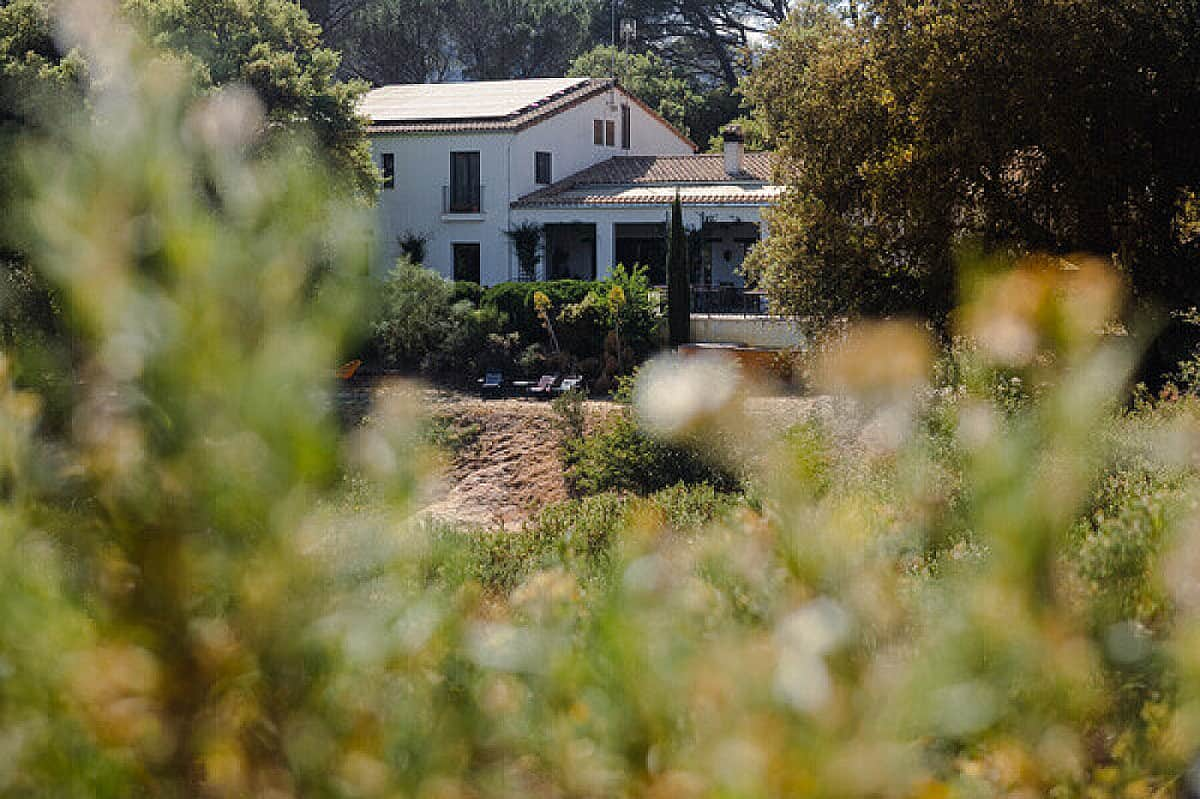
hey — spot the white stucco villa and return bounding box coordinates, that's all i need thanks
[359,77,781,304]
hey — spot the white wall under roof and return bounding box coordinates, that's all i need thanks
[372,130,512,282]
[507,86,694,202]
[370,83,695,285]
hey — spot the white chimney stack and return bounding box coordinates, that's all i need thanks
[722,124,745,176]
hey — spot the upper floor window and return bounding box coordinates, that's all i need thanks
[621,105,630,150]
[381,152,395,189]
[605,120,616,147]
[449,151,481,213]
[593,120,604,146]
[535,151,552,185]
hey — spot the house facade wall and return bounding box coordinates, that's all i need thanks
[371,130,512,282]
[506,88,694,203]
[369,86,694,285]
[510,205,767,282]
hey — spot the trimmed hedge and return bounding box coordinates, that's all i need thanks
[482,280,597,343]
[370,263,661,387]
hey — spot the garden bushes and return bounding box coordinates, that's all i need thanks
[482,279,596,343]
[371,261,661,387]
[553,386,744,496]
[371,258,516,379]
[427,483,740,593]
[561,412,743,495]
[480,270,659,371]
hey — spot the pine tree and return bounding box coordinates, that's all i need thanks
[666,191,691,346]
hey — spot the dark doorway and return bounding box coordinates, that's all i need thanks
[614,223,667,284]
[701,221,760,287]
[453,243,481,283]
[544,224,596,280]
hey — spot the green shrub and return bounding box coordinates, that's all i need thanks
[425,413,482,455]
[372,260,513,378]
[450,279,483,308]
[562,410,743,495]
[372,257,456,370]
[369,264,661,385]
[424,301,515,375]
[554,288,609,360]
[482,279,596,344]
[602,263,660,360]
[479,266,661,382]
[550,386,586,440]
[429,484,741,593]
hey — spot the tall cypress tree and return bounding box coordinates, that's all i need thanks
[666,192,690,346]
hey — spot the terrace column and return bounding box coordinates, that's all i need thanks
[595,222,614,280]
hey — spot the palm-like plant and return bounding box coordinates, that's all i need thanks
[506,222,543,281]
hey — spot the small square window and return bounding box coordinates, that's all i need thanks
[381,152,395,189]
[593,120,604,146]
[535,151,552,185]
[605,120,615,147]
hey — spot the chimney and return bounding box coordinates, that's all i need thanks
[722,124,744,176]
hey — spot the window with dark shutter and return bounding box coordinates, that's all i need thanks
[535,151,552,185]
[605,120,615,147]
[594,120,604,145]
[381,153,395,189]
[621,105,630,149]
[449,151,481,213]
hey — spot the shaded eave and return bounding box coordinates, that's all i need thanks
[510,196,781,210]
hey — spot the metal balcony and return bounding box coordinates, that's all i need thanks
[690,285,769,315]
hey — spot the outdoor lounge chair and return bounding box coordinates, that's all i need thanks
[553,375,585,395]
[527,373,559,398]
[480,371,504,398]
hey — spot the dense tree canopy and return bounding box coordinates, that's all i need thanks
[452,0,596,79]
[0,0,376,394]
[593,0,786,90]
[320,0,455,83]
[308,0,596,84]
[0,0,86,128]
[1,0,375,194]
[744,0,1200,355]
[568,44,700,136]
[304,0,771,142]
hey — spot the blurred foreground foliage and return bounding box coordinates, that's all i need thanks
[6,7,1200,799]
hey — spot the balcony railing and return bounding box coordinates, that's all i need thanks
[690,286,768,315]
[442,184,485,215]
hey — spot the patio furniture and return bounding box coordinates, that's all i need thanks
[480,371,504,398]
[528,373,559,398]
[553,375,585,395]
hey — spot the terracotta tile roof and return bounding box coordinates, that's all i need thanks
[512,154,780,208]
